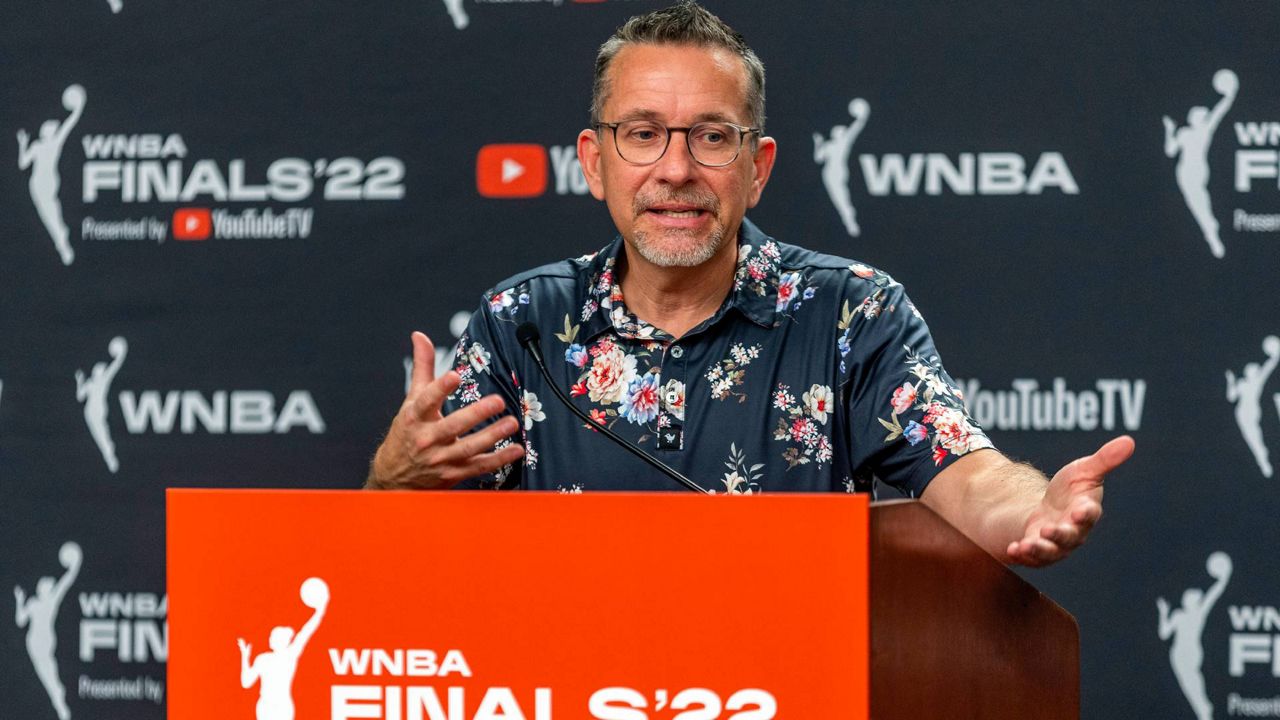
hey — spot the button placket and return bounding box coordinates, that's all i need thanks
[658,342,687,450]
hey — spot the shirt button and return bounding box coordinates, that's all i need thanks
[670,345,684,359]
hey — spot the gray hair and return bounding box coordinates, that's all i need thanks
[589,1,766,132]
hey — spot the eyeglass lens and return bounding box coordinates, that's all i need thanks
[612,121,744,166]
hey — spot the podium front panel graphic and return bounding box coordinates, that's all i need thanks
[167,489,871,719]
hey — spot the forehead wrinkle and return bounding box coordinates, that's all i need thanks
[614,108,664,122]
[691,110,738,124]
[610,108,739,123]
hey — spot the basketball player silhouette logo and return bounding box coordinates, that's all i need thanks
[238,578,329,720]
[1163,70,1237,258]
[76,337,127,474]
[815,98,869,238]
[17,85,85,266]
[14,542,82,720]
[1226,336,1279,478]
[1158,552,1232,720]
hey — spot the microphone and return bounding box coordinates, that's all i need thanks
[515,322,710,494]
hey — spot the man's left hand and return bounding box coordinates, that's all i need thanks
[1006,436,1135,567]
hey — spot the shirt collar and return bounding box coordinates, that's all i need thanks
[576,218,782,345]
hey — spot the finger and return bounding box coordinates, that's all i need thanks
[1015,535,1061,560]
[1029,537,1066,565]
[1006,540,1039,566]
[1068,497,1102,529]
[431,415,522,465]
[1068,435,1136,480]
[410,371,461,420]
[409,332,437,393]
[1007,537,1063,567]
[439,442,527,484]
[1039,521,1083,550]
[431,394,510,439]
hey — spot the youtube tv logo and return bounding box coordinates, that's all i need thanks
[477,144,548,198]
[173,208,212,240]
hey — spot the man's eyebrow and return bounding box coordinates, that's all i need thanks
[613,108,663,122]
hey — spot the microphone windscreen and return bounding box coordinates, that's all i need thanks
[515,322,541,348]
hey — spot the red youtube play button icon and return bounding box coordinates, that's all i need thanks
[173,208,212,241]
[476,144,548,198]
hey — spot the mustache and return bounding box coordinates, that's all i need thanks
[632,189,720,217]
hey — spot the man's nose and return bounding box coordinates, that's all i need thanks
[651,131,699,185]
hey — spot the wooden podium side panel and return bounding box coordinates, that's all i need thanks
[167,490,869,719]
[870,501,1079,720]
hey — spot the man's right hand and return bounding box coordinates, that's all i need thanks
[366,332,524,490]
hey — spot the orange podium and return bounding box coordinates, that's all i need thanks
[168,490,871,719]
[167,490,1077,720]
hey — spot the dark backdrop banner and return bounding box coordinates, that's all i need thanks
[3,2,1279,718]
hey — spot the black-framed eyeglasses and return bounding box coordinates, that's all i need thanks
[595,119,761,167]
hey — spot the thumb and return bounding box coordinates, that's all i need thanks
[1066,435,1136,482]
[409,332,437,393]
[1091,435,1136,474]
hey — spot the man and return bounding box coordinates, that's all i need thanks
[367,1,1134,568]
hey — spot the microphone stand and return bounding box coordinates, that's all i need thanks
[516,323,710,494]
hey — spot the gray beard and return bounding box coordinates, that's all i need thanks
[631,226,727,267]
[629,186,724,267]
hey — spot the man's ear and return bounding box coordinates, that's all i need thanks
[578,128,606,201]
[746,135,777,209]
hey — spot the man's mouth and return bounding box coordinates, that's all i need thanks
[634,191,719,222]
[644,203,710,219]
[649,208,704,218]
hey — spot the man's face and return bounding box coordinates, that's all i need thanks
[578,43,776,269]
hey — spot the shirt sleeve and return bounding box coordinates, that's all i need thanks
[441,295,526,490]
[838,277,993,497]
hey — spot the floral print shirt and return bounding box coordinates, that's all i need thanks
[445,219,993,495]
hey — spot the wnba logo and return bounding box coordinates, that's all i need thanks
[1226,335,1280,478]
[74,336,327,474]
[16,84,85,266]
[1163,69,1280,257]
[238,578,329,720]
[1158,552,1232,720]
[1162,69,1238,258]
[813,96,1079,238]
[14,542,82,720]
